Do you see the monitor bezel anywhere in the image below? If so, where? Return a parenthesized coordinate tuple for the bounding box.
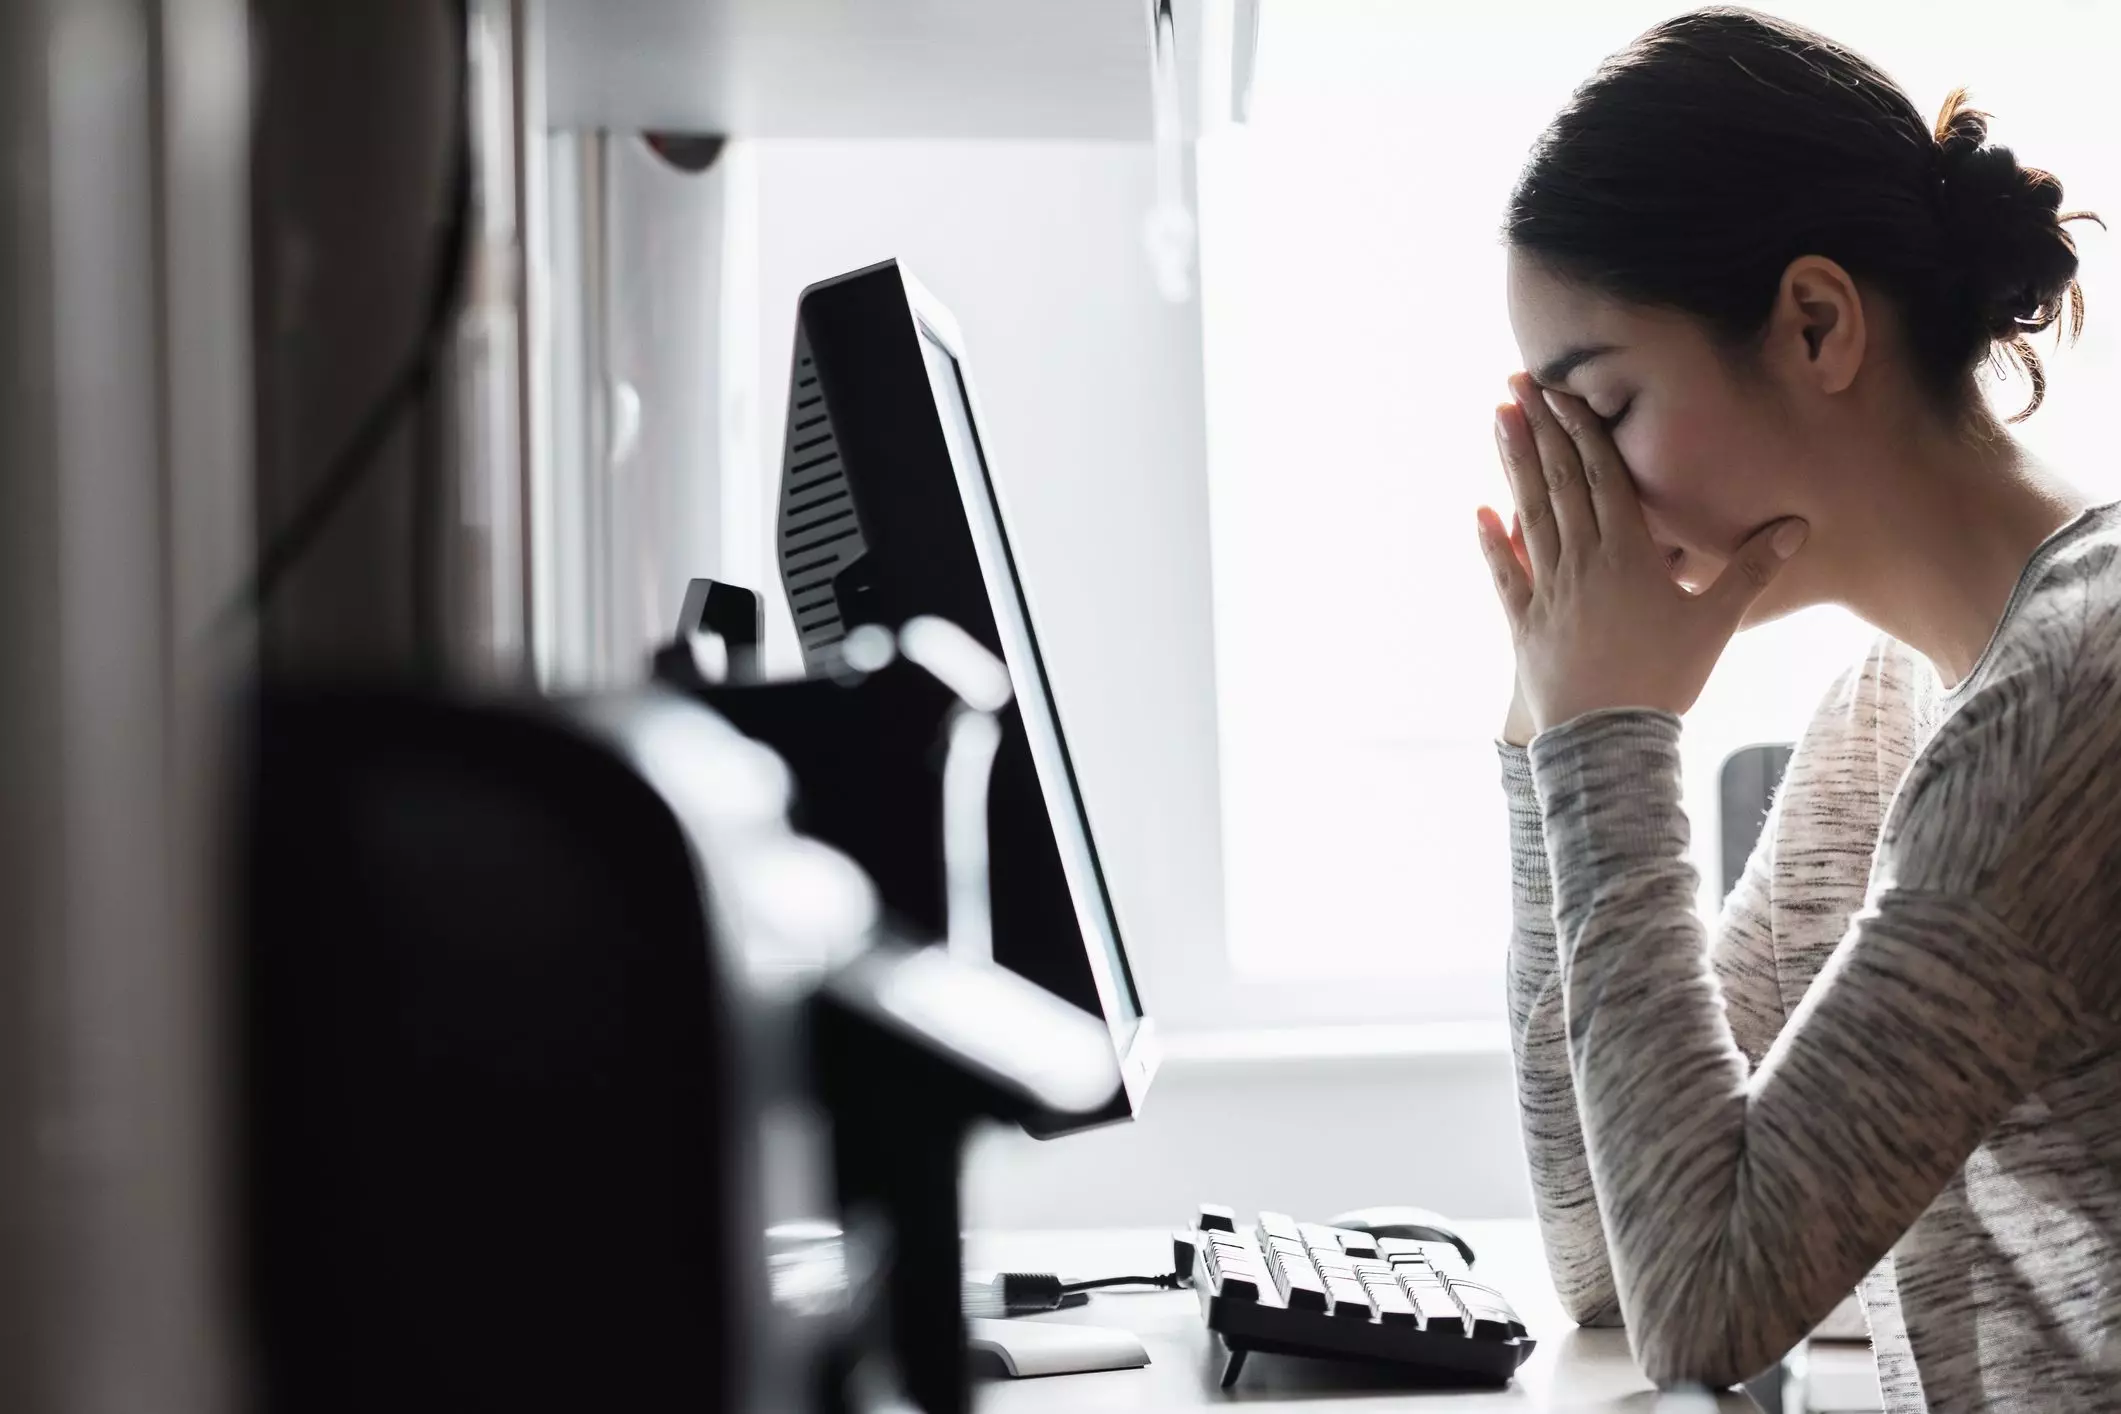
(889, 268, 1160, 1124)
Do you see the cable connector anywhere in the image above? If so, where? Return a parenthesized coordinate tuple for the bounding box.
(963, 1268, 1184, 1317)
(963, 1271, 1066, 1317)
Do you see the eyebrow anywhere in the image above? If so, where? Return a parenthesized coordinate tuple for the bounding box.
(1533, 343, 1622, 387)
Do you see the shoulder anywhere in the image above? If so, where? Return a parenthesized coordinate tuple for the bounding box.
(1972, 506, 2121, 697)
(1877, 513, 2121, 995)
(1787, 633, 1932, 799)
(1813, 633, 1935, 738)
(1919, 507, 2121, 781)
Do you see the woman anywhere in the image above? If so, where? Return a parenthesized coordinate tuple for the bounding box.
(1480, 8, 2113, 1410)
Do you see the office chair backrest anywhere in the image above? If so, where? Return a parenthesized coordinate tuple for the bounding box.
(244, 688, 760, 1413)
(1719, 742, 1796, 898)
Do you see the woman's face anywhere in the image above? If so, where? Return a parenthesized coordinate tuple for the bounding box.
(1504, 250, 1821, 622)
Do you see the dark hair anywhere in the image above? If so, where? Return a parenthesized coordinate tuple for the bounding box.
(1506, 6, 2102, 421)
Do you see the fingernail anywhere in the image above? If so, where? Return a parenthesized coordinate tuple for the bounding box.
(1771, 519, 1809, 560)
(1541, 388, 1566, 417)
(1494, 408, 1512, 449)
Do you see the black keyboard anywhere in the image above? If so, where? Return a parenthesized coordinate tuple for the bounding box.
(1178, 1204, 1536, 1388)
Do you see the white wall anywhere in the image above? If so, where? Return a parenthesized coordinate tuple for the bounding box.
(962, 1048, 1531, 1230)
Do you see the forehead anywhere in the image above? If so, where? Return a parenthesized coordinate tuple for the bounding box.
(1506, 251, 1708, 383)
(1504, 251, 1630, 372)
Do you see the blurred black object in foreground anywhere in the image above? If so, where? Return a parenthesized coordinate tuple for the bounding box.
(244, 688, 775, 1411)
(241, 686, 1117, 1413)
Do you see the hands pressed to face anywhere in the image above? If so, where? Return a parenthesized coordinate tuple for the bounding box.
(1477, 372, 1808, 738)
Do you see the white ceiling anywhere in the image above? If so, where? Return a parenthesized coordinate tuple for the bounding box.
(542, 0, 1156, 140)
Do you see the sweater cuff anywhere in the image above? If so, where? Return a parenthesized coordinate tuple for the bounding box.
(1527, 710, 1688, 915)
(1497, 742, 1551, 910)
(1497, 739, 1538, 794)
(1497, 736, 1545, 819)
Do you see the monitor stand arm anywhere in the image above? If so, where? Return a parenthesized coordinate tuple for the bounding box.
(808, 942, 1123, 1414)
(822, 1083, 967, 1414)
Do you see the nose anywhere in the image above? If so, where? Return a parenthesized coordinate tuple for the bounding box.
(1641, 514, 1682, 562)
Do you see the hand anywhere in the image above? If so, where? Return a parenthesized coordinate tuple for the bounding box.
(1475, 374, 1807, 737)
(1495, 515, 1537, 748)
(1502, 676, 1536, 749)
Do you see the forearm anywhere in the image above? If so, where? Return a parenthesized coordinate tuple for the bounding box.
(1499, 744, 1622, 1327)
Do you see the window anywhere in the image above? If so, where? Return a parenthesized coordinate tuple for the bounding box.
(1188, 0, 2120, 1026)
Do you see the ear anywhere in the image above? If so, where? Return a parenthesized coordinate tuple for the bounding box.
(1766, 256, 1866, 397)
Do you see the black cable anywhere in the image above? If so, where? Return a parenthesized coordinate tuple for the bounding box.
(410, 0, 474, 681)
(220, 0, 474, 647)
(1062, 1273, 1185, 1295)
(966, 1270, 1184, 1317)
(409, 303, 448, 679)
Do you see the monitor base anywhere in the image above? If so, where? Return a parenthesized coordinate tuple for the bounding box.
(965, 1317, 1150, 1378)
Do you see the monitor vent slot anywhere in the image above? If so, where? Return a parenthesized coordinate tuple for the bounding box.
(777, 324, 868, 661)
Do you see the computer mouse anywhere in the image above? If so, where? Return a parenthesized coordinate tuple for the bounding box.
(1327, 1206, 1477, 1268)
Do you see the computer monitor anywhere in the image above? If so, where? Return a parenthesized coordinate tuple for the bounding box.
(773, 259, 1155, 1135)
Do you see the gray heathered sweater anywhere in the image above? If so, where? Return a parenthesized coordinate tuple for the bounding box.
(1503, 503, 2121, 1411)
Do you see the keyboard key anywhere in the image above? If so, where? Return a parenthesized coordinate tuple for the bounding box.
(1324, 1277, 1374, 1320)
(1209, 1232, 1270, 1288)
(1258, 1211, 1303, 1242)
(1415, 1240, 1471, 1277)
(1398, 1269, 1466, 1336)
(1443, 1278, 1521, 1340)
(1334, 1229, 1381, 1260)
(1451, 1306, 1509, 1340)
(1275, 1259, 1329, 1312)
(1299, 1223, 1344, 1254)
(1377, 1237, 1467, 1275)
(1267, 1236, 1309, 1259)
(1362, 1274, 1420, 1326)
(1199, 1202, 1237, 1233)
(1217, 1270, 1260, 1302)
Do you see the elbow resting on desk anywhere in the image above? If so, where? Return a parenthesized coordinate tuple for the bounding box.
(1529, 1181, 1803, 1385)
(1559, 1286, 1624, 1330)
(1621, 1239, 1808, 1391)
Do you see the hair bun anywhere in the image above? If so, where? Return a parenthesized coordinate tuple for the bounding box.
(1932, 88, 2088, 345)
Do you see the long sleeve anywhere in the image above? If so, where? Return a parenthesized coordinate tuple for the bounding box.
(1527, 695, 2119, 1389)
(1501, 739, 1787, 1327)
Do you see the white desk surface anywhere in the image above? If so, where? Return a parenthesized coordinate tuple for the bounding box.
(967, 1220, 1760, 1412)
